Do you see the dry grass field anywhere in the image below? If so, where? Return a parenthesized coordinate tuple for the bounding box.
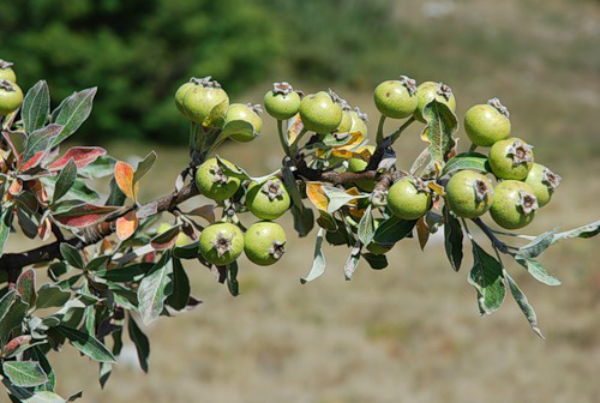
(2, 0, 600, 402)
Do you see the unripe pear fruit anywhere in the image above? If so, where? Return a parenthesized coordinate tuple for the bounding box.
(387, 177, 432, 220)
(336, 111, 353, 133)
(244, 221, 287, 266)
(225, 103, 263, 143)
(264, 82, 301, 120)
(446, 170, 494, 218)
(180, 77, 229, 123)
(299, 91, 342, 134)
(414, 81, 457, 122)
(348, 145, 376, 192)
(199, 222, 244, 266)
(0, 79, 23, 116)
(374, 76, 418, 119)
(0, 60, 17, 83)
(490, 180, 538, 230)
(246, 178, 290, 220)
(464, 98, 511, 147)
(524, 163, 561, 207)
(157, 223, 193, 247)
(195, 158, 241, 201)
(489, 137, 534, 180)
(349, 108, 368, 136)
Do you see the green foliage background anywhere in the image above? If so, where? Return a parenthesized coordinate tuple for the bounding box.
(0, 0, 397, 143)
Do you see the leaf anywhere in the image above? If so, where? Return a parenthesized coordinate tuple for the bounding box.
(2, 335, 34, 358)
(221, 119, 256, 139)
(22, 80, 50, 134)
(41, 176, 100, 203)
(52, 87, 97, 146)
(300, 228, 326, 284)
(316, 210, 337, 231)
(0, 207, 13, 257)
(373, 216, 416, 245)
(59, 243, 84, 269)
(553, 220, 600, 242)
(505, 271, 544, 338)
(443, 206, 463, 271)
(133, 151, 157, 184)
(52, 203, 122, 229)
(16, 269, 37, 307)
(202, 99, 228, 128)
(420, 100, 458, 168)
(53, 159, 78, 203)
(291, 205, 314, 238)
(362, 253, 388, 270)
(150, 224, 180, 250)
(29, 347, 56, 391)
(344, 241, 362, 280)
(2, 361, 48, 387)
(137, 253, 173, 325)
(116, 211, 139, 241)
(440, 152, 490, 177)
(56, 325, 116, 363)
(357, 204, 375, 246)
(114, 161, 138, 201)
(416, 216, 430, 250)
(105, 178, 127, 207)
(95, 263, 151, 283)
(468, 241, 506, 315)
(516, 229, 557, 259)
(226, 261, 240, 297)
(306, 181, 329, 211)
(21, 124, 64, 171)
(48, 147, 106, 171)
(36, 284, 71, 309)
(322, 186, 365, 214)
(166, 258, 190, 310)
(515, 257, 561, 286)
(0, 292, 29, 344)
(185, 205, 216, 224)
(78, 156, 116, 179)
(127, 315, 150, 373)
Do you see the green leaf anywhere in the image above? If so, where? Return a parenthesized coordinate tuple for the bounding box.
(51, 87, 97, 146)
(443, 206, 463, 271)
(0, 207, 14, 257)
(362, 253, 388, 270)
(300, 228, 326, 284)
(468, 241, 506, 315)
(137, 253, 173, 325)
(78, 156, 117, 179)
(40, 176, 100, 203)
(357, 205, 375, 246)
(36, 284, 71, 309)
(553, 220, 600, 242)
(420, 100, 458, 167)
(221, 119, 256, 139)
(516, 230, 556, 259)
(505, 271, 544, 338)
(0, 291, 29, 344)
(2, 361, 48, 387)
(515, 257, 561, 286)
(106, 177, 127, 207)
(52, 159, 78, 203)
(441, 152, 490, 177)
(316, 210, 337, 231)
(132, 151, 157, 184)
(344, 241, 362, 280)
(292, 205, 314, 238)
(22, 124, 63, 166)
(373, 216, 416, 245)
(30, 346, 56, 391)
(226, 261, 240, 297)
(56, 325, 116, 363)
(322, 186, 365, 213)
(95, 263, 151, 283)
(127, 315, 150, 373)
(167, 258, 191, 310)
(22, 80, 50, 134)
(59, 243, 84, 269)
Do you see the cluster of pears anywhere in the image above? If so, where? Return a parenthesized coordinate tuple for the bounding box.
(369, 76, 560, 230)
(0, 60, 24, 117)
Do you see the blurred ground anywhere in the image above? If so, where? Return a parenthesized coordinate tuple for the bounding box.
(3, 0, 600, 402)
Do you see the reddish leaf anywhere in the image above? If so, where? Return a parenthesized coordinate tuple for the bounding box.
(20, 151, 47, 172)
(151, 225, 181, 251)
(8, 179, 23, 196)
(1, 131, 24, 166)
(48, 146, 107, 171)
(143, 251, 156, 263)
(116, 211, 139, 241)
(2, 335, 32, 357)
(52, 204, 122, 228)
(115, 161, 138, 201)
(16, 269, 36, 306)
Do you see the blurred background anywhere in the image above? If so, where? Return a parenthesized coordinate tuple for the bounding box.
(1, 0, 600, 402)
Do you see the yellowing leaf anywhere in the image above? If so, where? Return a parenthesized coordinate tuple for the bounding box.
(287, 114, 303, 144)
(428, 181, 445, 196)
(417, 216, 430, 250)
(116, 211, 139, 241)
(306, 181, 329, 211)
(115, 161, 138, 201)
